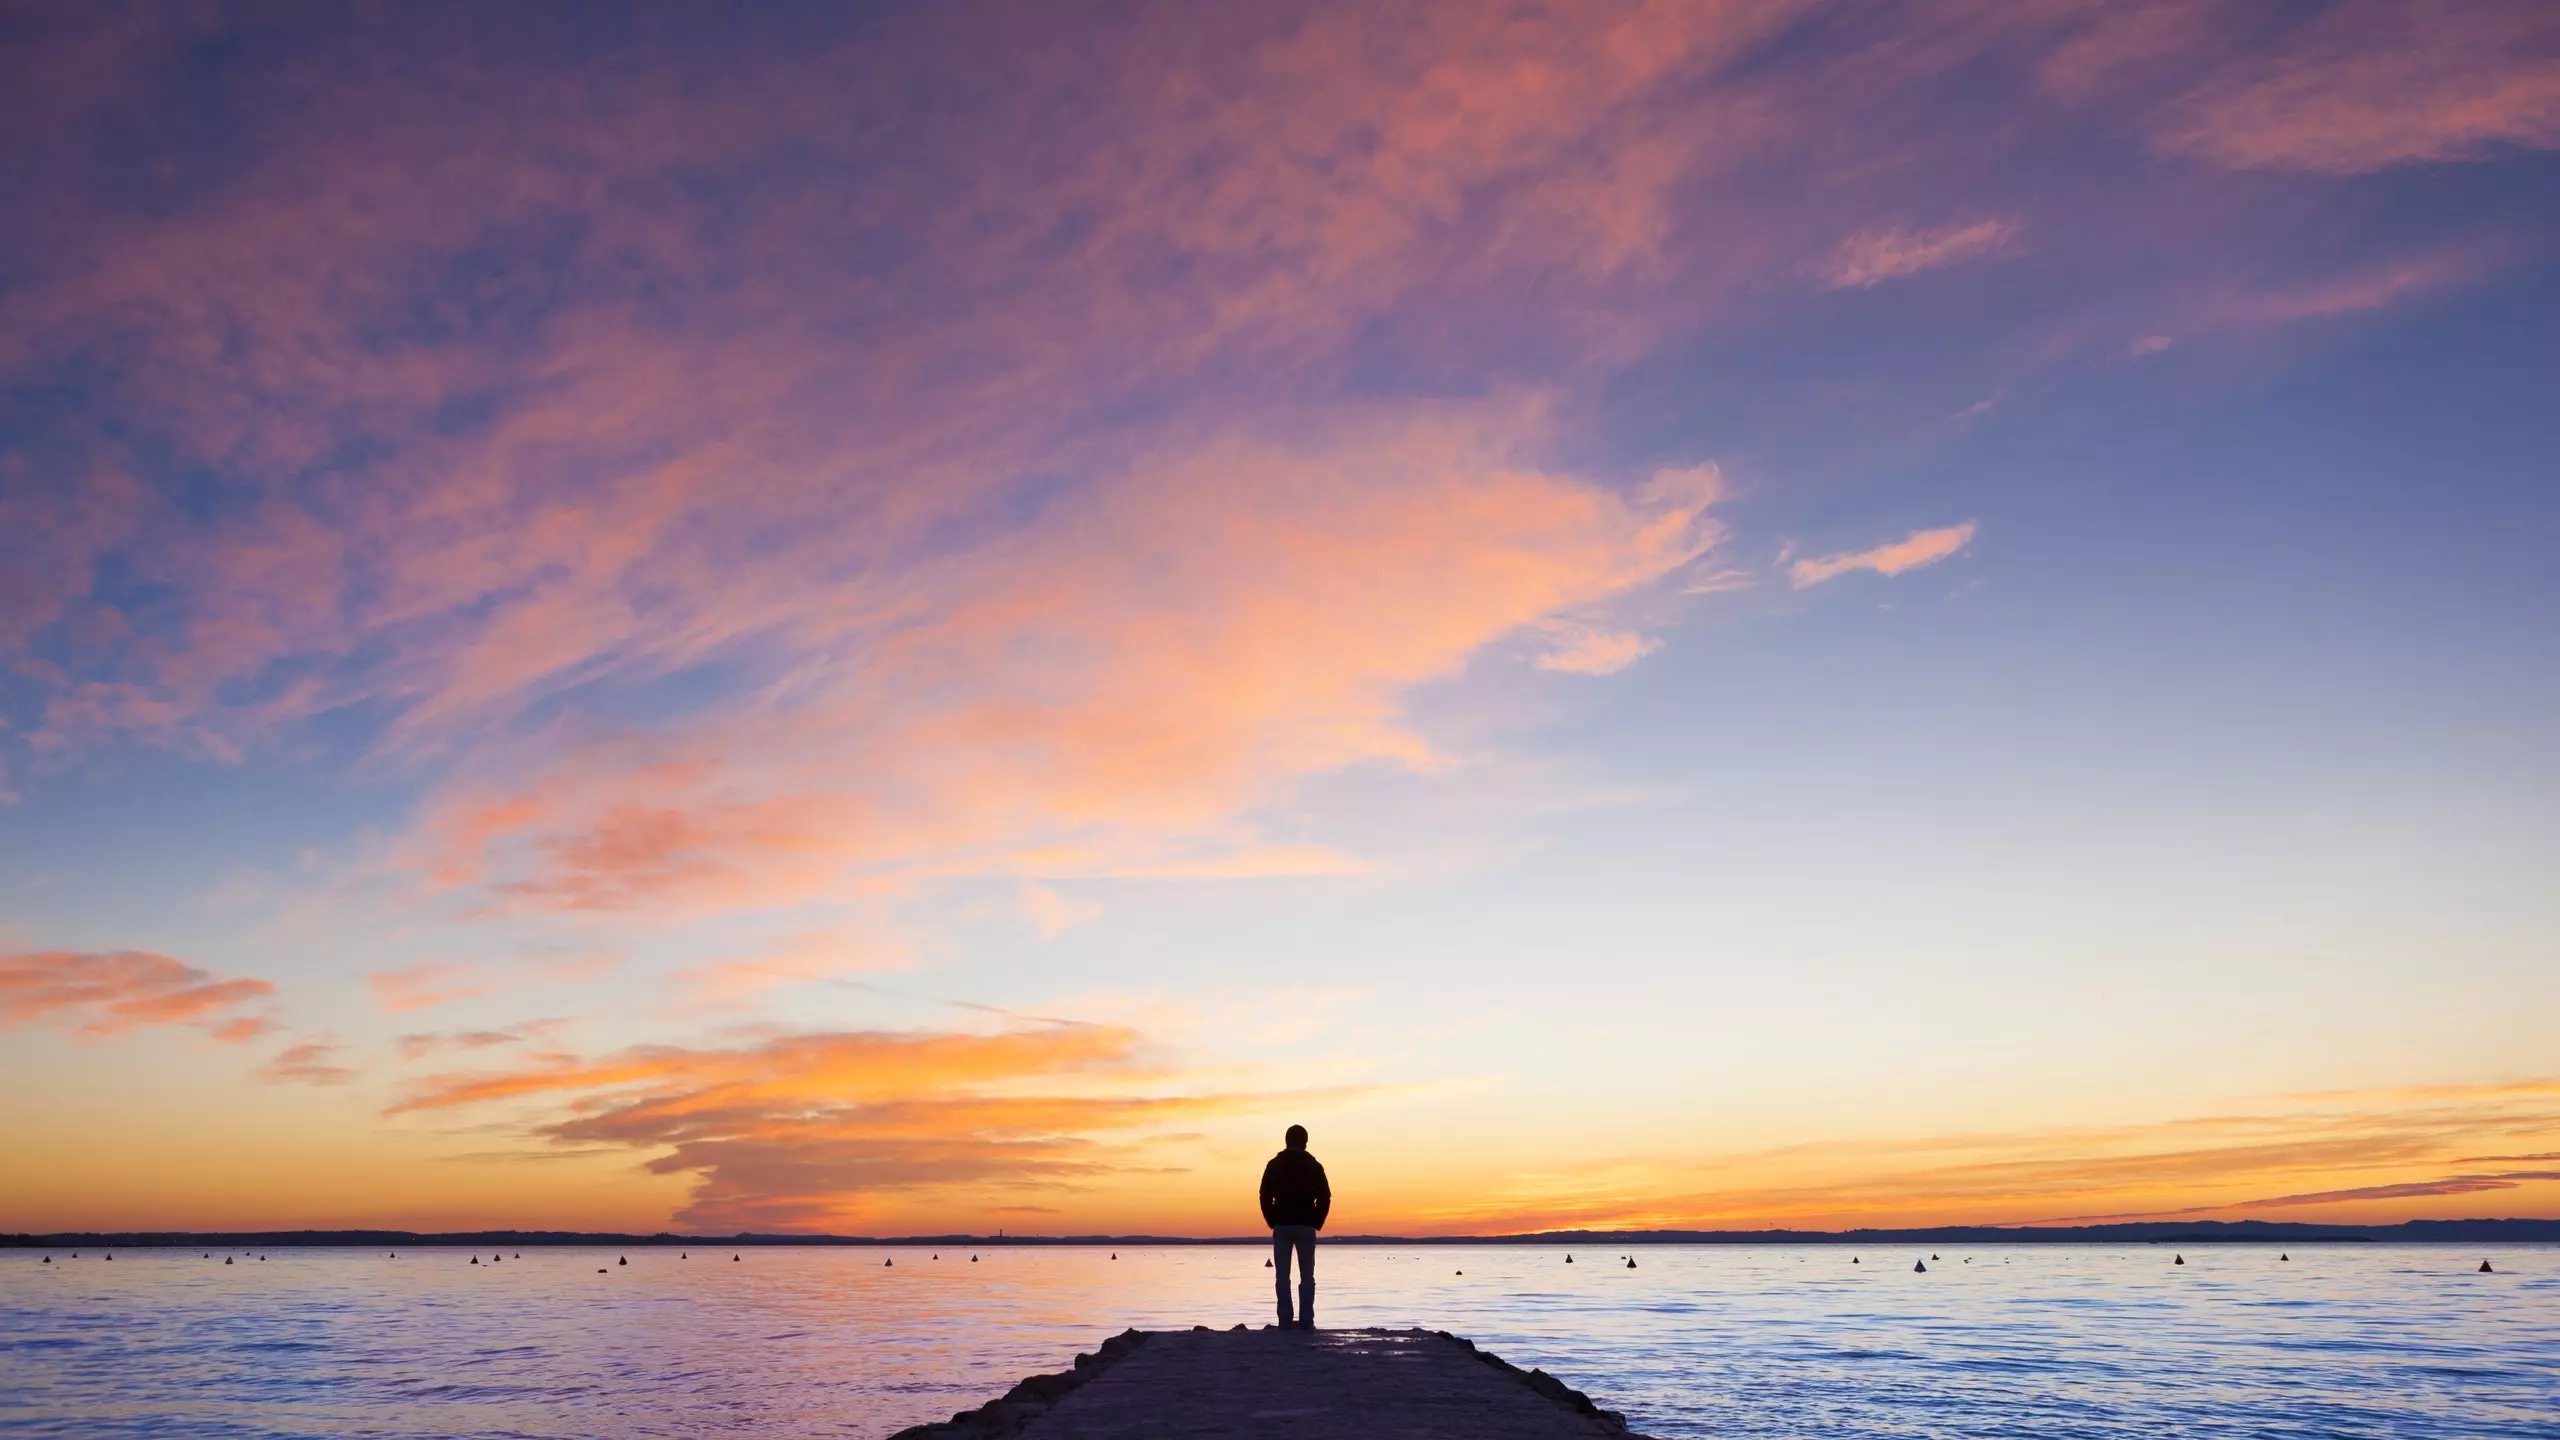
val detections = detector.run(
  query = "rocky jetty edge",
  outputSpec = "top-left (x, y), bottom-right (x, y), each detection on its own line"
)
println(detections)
top-left (889, 1325), bottom-right (1646, 1438)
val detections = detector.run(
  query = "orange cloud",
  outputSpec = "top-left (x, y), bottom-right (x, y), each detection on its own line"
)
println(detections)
top-left (1821, 218), bottom-right (2021, 289)
top-left (388, 1023), bottom-right (1317, 1230)
top-left (367, 960), bottom-right (485, 1014)
top-left (1396, 1078), bottom-right (2560, 1234)
top-left (1788, 521), bottom-right (1979, 588)
top-left (668, 926), bottom-right (911, 1008)
top-left (401, 417), bottom-right (1723, 915)
top-left (258, 1039), bottom-right (356, 1086)
top-left (0, 949), bottom-right (275, 1041)
top-left (367, 950), bottom-right (620, 1013)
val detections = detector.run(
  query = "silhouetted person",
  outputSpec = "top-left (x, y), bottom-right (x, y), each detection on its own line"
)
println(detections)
top-left (1260, 1123), bottom-right (1331, 1329)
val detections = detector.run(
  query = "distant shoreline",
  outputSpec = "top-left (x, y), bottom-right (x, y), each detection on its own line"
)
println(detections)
top-left (9, 1217), bottom-right (2554, 1248)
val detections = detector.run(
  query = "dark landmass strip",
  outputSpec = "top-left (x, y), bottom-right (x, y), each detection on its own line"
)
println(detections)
top-left (9, 1217), bottom-right (2556, 1248)
top-left (889, 1326), bottom-right (1644, 1439)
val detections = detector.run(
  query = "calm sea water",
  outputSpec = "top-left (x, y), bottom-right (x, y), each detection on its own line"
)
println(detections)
top-left (2, 1243), bottom-right (2553, 1438)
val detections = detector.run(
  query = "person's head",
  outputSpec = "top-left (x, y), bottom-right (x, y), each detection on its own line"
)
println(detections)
top-left (1284, 1124), bottom-right (1308, 1150)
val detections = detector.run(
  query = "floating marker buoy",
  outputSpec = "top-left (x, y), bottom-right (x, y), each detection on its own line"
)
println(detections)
top-left (471, 1257), bottom-right (478, 1265)
top-left (619, 1257), bottom-right (628, 1266)
top-left (1931, 1254), bottom-right (1940, 1260)
top-left (2280, 1253), bottom-right (2289, 1261)
top-left (1852, 1257), bottom-right (1859, 1264)
top-left (258, 1256), bottom-right (264, 1261)
top-left (1565, 1255), bottom-right (1573, 1263)
top-left (2175, 1255), bottom-right (2185, 1265)
top-left (41, 1257), bottom-right (49, 1263)
top-left (492, 1255), bottom-right (500, 1263)
top-left (224, 1257), bottom-right (232, 1265)
top-left (1266, 1259), bottom-right (1273, 1267)
top-left (682, 1253), bottom-right (687, 1259)
top-left (884, 1258), bottom-right (893, 1267)
top-left (1626, 1258), bottom-right (1637, 1269)
top-left (2480, 1260), bottom-right (2494, 1273)
top-left (1915, 1260), bottom-right (1927, 1273)
top-left (104, 1255), bottom-right (111, 1261)
top-left (971, 1255), bottom-right (978, 1262)
top-left (514, 1254), bottom-right (520, 1260)
top-left (733, 1255), bottom-right (740, 1261)
top-left (1111, 1253), bottom-right (1117, 1260)
top-left (598, 1268), bottom-right (607, 1274)
top-left (932, 1254), bottom-right (938, 1260)
top-left (1456, 1270), bottom-right (1464, 1275)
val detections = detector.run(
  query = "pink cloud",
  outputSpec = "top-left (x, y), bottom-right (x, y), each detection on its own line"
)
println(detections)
top-left (1535, 626), bottom-right (1662, 676)
top-left (368, 950), bottom-right (619, 1013)
top-left (2045, 0), bottom-right (2560, 174)
top-left (2234, 244), bottom-right (2501, 324)
top-left (258, 1039), bottom-right (356, 1087)
top-left (396, 411), bottom-right (1722, 915)
top-left (1788, 522), bottom-right (1980, 588)
top-left (1821, 218), bottom-right (2022, 289)
top-left (0, 949), bottom-right (276, 1041)
top-left (367, 960), bottom-right (486, 1014)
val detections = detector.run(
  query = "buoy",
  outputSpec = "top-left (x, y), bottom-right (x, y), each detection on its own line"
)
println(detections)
top-left (1565, 1255), bottom-right (1573, 1263)
top-left (619, 1257), bottom-right (628, 1266)
top-left (931, 1254), bottom-right (937, 1260)
top-left (41, 1257), bottom-right (48, 1263)
top-left (1626, 1258), bottom-right (1637, 1269)
top-left (2280, 1253), bottom-right (2289, 1261)
top-left (733, 1255), bottom-right (740, 1261)
top-left (471, 1257), bottom-right (478, 1265)
top-left (1456, 1270), bottom-right (1464, 1275)
top-left (1931, 1254), bottom-right (1940, 1260)
top-left (2480, 1260), bottom-right (2494, 1273)
top-left (1266, 1259), bottom-right (1273, 1267)
top-left (1111, 1253), bottom-right (1117, 1260)
top-left (682, 1253), bottom-right (688, 1259)
top-left (104, 1255), bottom-right (111, 1261)
top-left (1852, 1257), bottom-right (1859, 1264)
top-left (971, 1255), bottom-right (978, 1262)
top-left (884, 1258), bottom-right (893, 1267)
top-left (598, 1268), bottom-right (607, 1274)
top-left (492, 1255), bottom-right (500, 1263)
top-left (514, 1253), bottom-right (521, 1259)
top-left (224, 1257), bottom-right (231, 1265)
top-left (2175, 1255), bottom-right (2185, 1265)
top-left (1914, 1260), bottom-right (1926, 1273)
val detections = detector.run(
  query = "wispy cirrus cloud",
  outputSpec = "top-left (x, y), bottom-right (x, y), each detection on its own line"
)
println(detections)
top-left (0, 949), bottom-right (275, 1042)
top-left (367, 950), bottom-right (619, 1014)
top-left (258, 1039), bottom-right (356, 1087)
top-left (2044, 0), bottom-right (2560, 175)
top-left (1821, 218), bottom-right (2022, 289)
top-left (1789, 522), bottom-right (1980, 588)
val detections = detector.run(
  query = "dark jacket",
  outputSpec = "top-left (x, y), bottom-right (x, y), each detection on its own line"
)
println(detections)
top-left (1259, 1148), bottom-right (1331, 1230)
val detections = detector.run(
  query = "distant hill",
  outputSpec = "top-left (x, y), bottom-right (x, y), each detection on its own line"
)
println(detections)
top-left (10, 1217), bottom-right (2557, 1247)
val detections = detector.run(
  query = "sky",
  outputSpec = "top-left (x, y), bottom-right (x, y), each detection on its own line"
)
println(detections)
top-left (2, 1), bottom-right (2557, 1238)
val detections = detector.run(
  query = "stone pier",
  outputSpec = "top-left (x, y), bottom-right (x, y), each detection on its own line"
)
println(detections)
top-left (891, 1326), bottom-right (1654, 1439)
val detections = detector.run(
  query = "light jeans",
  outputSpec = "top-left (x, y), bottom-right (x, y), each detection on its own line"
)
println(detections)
top-left (1271, 1224), bottom-right (1317, 1327)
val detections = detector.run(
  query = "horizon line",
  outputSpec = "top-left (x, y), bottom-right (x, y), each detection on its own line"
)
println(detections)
top-left (11, 1217), bottom-right (2555, 1247)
